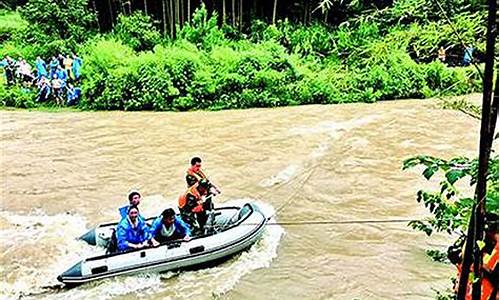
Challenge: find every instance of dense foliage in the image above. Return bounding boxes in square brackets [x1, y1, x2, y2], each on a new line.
[0, 0, 490, 110]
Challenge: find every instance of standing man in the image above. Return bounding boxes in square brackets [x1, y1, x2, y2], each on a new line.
[463, 45, 474, 66]
[178, 178, 213, 232]
[186, 157, 221, 195]
[35, 56, 47, 81]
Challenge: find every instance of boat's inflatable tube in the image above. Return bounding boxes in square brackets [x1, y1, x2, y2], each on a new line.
[58, 203, 267, 284]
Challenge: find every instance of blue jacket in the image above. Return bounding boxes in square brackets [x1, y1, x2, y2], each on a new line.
[35, 59, 47, 76]
[116, 216, 151, 251]
[149, 215, 191, 240]
[72, 57, 82, 78]
[118, 205, 145, 221]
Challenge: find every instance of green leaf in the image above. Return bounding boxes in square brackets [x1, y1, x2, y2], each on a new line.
[423, 166, 438, 180]
[445, 169, 464, 185]
[477, 240, 485, 250]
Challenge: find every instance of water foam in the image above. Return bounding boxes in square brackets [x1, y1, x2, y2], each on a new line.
[0, 210, 99, 299]
[259, 164, 300, 187]
[0, 199, 284, 300]
[289, 115, 379, 138]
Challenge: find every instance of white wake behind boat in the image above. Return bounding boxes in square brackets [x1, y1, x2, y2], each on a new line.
[58, 203, 268, 285]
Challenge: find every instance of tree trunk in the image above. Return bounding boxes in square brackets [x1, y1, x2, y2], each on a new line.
[222, 0, 226, 23]
[169, 0, 175, 38]
[180, 0, 184, 28]
[457, 0, 498, 298]
[91, 0, 101, 31]
[232, 0, 235, 26]
[272, 0, 277, 24]
[175, 0, 180, 28]
[162, 0, 167, 36]
[143, 0, 148, 15]
[239, 0, 242, 30]
[107, 0, 114, 26]
[187, 0, 191, 23]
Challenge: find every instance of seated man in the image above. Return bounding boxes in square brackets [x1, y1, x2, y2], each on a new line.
[116, 205, 151, 252]
[149, 208, 191, 246]
[119, 190, 143, 219]
[66, 83, 81, 106]
[178, 178, 214, 232]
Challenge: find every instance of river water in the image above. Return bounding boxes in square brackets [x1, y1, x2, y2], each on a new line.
[0, 94, 482, 299]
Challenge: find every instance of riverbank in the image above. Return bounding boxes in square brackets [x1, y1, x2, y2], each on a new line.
[0, 1, 486, 111]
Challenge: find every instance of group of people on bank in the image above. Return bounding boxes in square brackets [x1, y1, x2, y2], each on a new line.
[0, 54, 82, 106]
[113, 157, 221, 252]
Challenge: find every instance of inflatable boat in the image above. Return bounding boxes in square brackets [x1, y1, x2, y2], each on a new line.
[57, 203, 268, 285]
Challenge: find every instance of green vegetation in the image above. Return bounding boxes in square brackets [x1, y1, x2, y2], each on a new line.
[0, 0, 489, 110]
[0, 10, 27, 43]
[403, 154, 499, 298]
[403, 155, 498, 236]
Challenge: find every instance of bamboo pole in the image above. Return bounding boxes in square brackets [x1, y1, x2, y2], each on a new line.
[457, 0, 498, 299]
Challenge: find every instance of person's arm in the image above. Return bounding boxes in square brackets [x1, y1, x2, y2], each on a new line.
[148, 217, 162, 239]
[116, 223, 130, 251]
[186, 194, 203, 212]
[175, 216, 192, 237]
[139, 220, 152, 246]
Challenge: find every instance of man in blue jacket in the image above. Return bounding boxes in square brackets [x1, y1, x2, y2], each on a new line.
[119, 190, 143, 219]
[150, 208, 191, 246]
[116, 205, 151, 251]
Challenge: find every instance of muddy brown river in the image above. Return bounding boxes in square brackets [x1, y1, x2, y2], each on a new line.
[0, 94, 482, 299]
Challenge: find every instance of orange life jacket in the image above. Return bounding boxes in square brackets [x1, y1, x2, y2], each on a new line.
[455, 241, 499, 300]
[186, 167, 207, 185]
[178, 184, 202, 210]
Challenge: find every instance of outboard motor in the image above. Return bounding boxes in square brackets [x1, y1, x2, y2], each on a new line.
[203, 196, 216, 235]
[106, 229, 118, 254]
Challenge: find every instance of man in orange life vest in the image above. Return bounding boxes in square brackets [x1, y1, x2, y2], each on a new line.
[178, 178, 213, 232]
[186, 157, 221, 195]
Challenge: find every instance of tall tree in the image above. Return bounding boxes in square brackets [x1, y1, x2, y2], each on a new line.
[143, 0, 148, 15]
[175, 0, 180, 28]
[239, 0, 242, 30]
[222, 0, 226, 23]
[107, 0, 115, 26]
[272, 0, 278, 24]
[162, 0, 167, 35]
[231, 0, 235, 26]
[179, 0, 185, 27]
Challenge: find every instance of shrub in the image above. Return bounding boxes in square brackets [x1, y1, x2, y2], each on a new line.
[178, 4, 224, 50]
[0, 9, 27, 43]
[19, 0, 96, 45]
[115, 12, 162, 52]
[0, 84, 37, 108]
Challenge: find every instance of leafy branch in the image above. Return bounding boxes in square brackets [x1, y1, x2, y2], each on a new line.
[403, 155, 498, 236]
